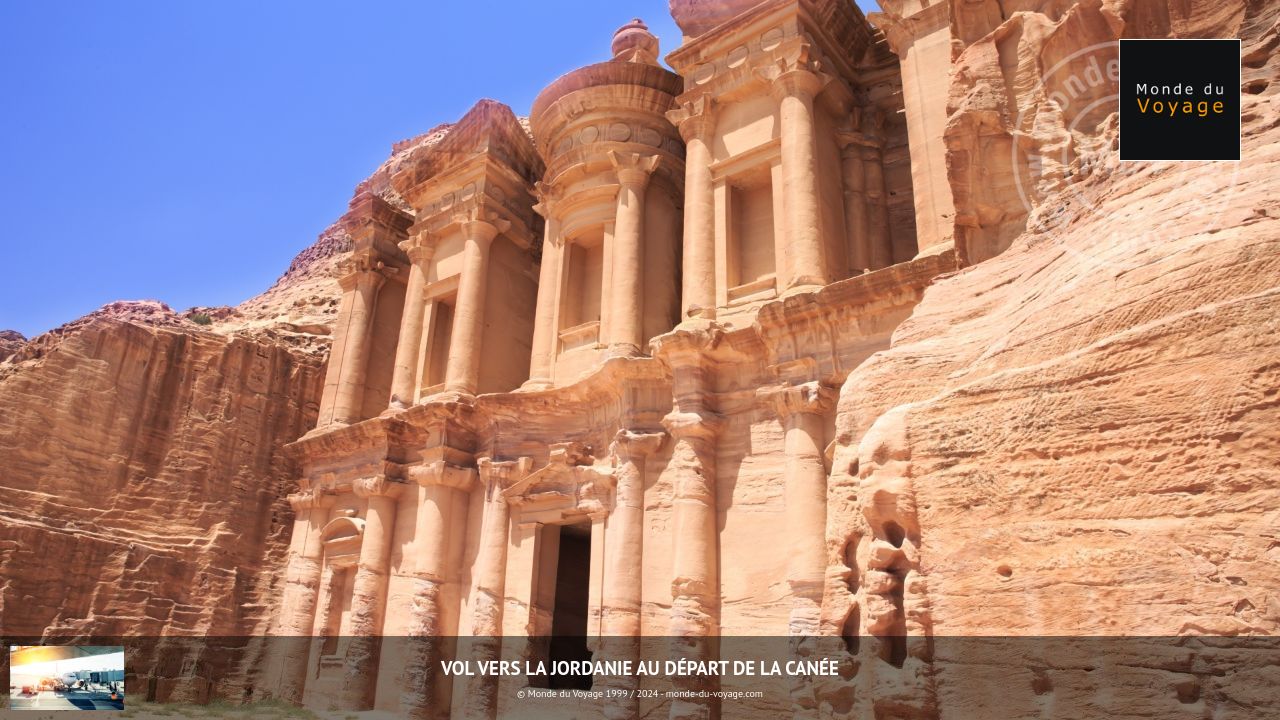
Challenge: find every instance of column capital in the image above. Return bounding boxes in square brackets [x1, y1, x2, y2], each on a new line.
[337, 251, 392, 292]
[836, 129, 879, 153]
[758, 381, 836, 421]
[337, 267, 386, 293]
[461, 219, 508, 248]
[352, 475, 407, 500]
[661, 410, 723, 445]
[611, 429, 666, 462]
[408, 460, 477, 492]
[532, 181, 563, 220]
[869, 2, 949, 57]
[609, 150, 660, 189]
[839, 108, 887, 152]
[666, 95, 717, 143]
[288, 486, 336, 511]
[398, 231, 438, 265]
[757, 45, 829, 101]
[455, 206, 510, 245]
[477, 456, 535, 498]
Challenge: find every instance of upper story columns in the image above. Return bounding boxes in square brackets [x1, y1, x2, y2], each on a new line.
[762, 50, 832, 292]
[872, 0, 955, 255]
[315, 193, 413, 430]
[607, 151, 661, 356]
[525, 184, 563, 390]
[384, 100, 542, 407]
[389, 237, 435, 409]
[667, 95, 717, 322]
[444, 213, 510, 396]
[526, 19, 684, 387]
[666, 0, 885, 325]
[332, 265, 386, 425]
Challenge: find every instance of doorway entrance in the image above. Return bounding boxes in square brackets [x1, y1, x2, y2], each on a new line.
[547, 521, 592, 689]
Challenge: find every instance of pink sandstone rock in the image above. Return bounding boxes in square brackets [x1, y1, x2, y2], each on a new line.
[1, 1, 1278, 717]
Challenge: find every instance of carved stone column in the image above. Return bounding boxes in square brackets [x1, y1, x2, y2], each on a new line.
[603, 430, 664, 636]
[601, 430, 664, 720]
[861, 130, 894, 270]
[667, 96, 717, 321]
[389, 235, 436, 409]
[444, 215, 508, 396]
[400, 461, 477, 720]
[607, 151, 660, 357]
[331, 265, 386, 425]
[664, 407, 721, 720]
[274, 488, 334, 703]
[664, 410, 720, 636]
[525, 184, 563, 390]
[651, 324, 726, 720]
[837, 128, 871, 273]
[764, 53, 830, 292]
[760, 382, 836, 636]
[342, 476, 405, 710]
[312, 562, 345, 654]
[463, 457, 531, 720]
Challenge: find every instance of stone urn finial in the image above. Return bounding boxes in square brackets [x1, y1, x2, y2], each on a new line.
[612, 18, 659, 65]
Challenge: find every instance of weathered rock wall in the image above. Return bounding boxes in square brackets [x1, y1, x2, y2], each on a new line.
[944, 0, 1271, 264]
[819, 3, 1280, 716]
[0, 310, 325, 697]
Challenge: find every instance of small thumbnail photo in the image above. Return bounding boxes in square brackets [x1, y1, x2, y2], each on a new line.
[8, 645, 125, 711]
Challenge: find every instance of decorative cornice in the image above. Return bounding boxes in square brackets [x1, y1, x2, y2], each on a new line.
[549, 441, 594, 467]
[342, 191, 415, 243]
[752, 250, 958, 386]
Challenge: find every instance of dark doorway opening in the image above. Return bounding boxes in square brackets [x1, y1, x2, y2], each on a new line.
[548, 522, 593, 689]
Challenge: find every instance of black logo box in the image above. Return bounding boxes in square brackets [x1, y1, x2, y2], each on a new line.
[1120, 38, 1241, 161]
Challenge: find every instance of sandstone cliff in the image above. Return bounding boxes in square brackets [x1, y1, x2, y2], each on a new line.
[942, 0, 1275, 264]
[0, 303, 324, 698]
[0, 330, 26, 362]
[821, 1, 1280, 716]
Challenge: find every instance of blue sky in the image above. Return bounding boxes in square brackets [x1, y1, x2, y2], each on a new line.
[0, 1, 880, 338]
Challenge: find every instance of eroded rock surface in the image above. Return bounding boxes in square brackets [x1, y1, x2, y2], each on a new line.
[821, 4, 1280, 716]
[0, 330, 25, 361]
[943, 0, 1277, 264]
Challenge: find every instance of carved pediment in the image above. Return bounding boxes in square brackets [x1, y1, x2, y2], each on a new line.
[504, 442, 615, 523]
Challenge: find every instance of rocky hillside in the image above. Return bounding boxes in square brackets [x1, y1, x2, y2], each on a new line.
[0, 329, 26, 361]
